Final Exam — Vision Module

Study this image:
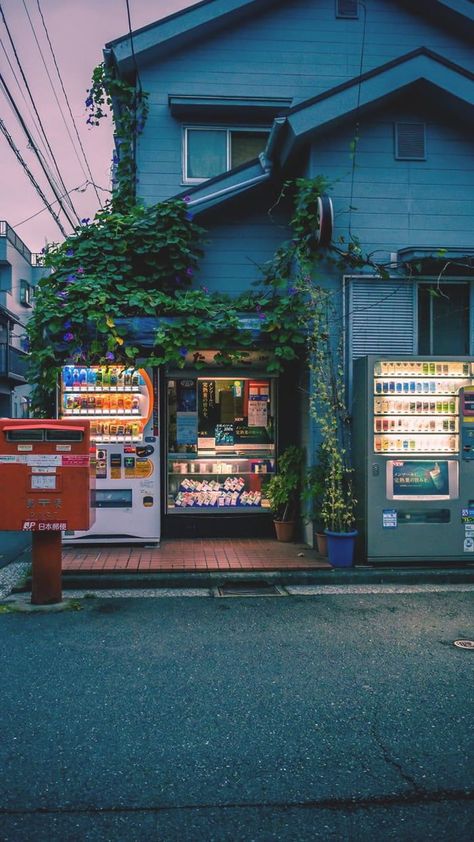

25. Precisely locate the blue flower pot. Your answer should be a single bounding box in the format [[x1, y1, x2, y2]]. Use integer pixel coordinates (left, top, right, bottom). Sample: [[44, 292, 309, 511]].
[[325, 529, 358, 568]]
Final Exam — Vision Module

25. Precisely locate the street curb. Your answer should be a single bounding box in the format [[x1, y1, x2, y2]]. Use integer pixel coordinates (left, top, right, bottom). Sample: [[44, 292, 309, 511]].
[[14, 564, 474, 593]]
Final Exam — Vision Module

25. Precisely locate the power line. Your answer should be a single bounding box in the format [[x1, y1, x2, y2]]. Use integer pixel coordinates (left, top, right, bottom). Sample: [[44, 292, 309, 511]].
[[20, 0, 89, 193], [0, 2, 80, 228], [13, 179, 112, 228], [34, 0, 104, 209], [0, 70, 76, 235], [0, 116, 67, 237]]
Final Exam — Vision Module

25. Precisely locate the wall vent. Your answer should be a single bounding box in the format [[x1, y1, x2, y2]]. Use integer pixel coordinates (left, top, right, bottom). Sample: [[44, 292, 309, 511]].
[[336, 0, 359, 18], [395, 123, 426, 160]]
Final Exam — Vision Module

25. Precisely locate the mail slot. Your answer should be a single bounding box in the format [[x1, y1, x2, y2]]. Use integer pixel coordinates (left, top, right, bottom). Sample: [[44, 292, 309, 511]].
[[0, 419, 95, 532]]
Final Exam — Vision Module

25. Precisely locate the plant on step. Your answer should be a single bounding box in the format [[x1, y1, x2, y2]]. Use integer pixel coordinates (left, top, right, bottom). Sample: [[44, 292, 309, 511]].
[[264, 445, 305, 523]]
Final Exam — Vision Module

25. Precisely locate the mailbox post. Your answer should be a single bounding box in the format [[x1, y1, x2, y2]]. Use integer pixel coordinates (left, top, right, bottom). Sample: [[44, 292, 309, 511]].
[[0, 419, 94, 604]]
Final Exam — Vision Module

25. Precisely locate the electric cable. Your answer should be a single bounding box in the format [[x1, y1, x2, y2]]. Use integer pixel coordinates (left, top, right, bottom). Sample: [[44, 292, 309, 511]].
[[0, 117, 67, 237], [21, 0, 89, 187], [0, 70, 75, 234], [0, 2, 81, 227], [34, 0, 104, 208]]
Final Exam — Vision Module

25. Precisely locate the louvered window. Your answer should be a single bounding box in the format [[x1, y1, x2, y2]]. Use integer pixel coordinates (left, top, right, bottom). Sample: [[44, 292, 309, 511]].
[[336, 0, 359, 18], [395, 123, 426, 160]]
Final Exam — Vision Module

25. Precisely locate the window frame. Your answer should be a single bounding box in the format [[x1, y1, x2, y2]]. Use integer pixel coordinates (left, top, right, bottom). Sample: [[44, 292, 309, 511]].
[[20, 279, 33, 307], [182, 125, 270, 184], [417, 279, 471, 356]]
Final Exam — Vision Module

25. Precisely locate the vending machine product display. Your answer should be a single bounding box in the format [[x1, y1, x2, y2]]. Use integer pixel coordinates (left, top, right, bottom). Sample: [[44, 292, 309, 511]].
[[59, 365, 160, 543], [353, 356, 474, 563]]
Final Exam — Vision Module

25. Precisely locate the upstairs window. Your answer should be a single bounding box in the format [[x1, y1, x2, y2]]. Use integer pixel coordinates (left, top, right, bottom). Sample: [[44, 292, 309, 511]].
[[184, 127, 269, 183], [20, 279, 33, 307], [336, 0, 359, 18], [418, 282, 470, 355]]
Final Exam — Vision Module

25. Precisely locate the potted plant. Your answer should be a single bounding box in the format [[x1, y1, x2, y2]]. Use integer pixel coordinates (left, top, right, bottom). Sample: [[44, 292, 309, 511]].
[[299, 284, 358, 567], [265, 445, 305, 542]]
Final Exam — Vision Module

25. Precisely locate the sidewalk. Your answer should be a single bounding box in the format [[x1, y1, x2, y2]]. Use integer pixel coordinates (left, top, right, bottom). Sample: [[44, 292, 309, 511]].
[[58, 538, 474, 591]]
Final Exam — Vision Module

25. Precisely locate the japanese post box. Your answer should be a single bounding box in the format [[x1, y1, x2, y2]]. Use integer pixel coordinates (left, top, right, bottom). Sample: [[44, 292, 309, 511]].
[[0, 419, 95, 532]]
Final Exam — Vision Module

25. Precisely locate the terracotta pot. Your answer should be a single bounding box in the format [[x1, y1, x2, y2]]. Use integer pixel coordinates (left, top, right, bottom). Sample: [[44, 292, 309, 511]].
[[315, 531, 327, 556], [274, 520, 295, 542]]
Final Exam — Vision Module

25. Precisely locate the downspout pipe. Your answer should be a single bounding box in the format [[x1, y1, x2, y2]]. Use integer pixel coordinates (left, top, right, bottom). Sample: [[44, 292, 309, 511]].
[[186, 115, 287, 209]]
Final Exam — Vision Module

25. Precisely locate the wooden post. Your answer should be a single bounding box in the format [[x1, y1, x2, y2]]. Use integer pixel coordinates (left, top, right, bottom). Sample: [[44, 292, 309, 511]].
[[31, 532, 62, 605]]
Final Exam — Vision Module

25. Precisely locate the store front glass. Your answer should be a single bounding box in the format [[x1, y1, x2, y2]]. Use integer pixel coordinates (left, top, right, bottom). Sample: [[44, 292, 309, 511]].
[[166, 375, 276, 514]]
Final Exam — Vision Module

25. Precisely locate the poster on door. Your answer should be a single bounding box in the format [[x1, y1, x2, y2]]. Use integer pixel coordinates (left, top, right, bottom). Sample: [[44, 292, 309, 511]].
[[248, 395, 268, 427]]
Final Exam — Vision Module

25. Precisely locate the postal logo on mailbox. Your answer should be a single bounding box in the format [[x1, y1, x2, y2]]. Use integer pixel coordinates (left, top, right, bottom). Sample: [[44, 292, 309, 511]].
[[22, 521, 67, 531]]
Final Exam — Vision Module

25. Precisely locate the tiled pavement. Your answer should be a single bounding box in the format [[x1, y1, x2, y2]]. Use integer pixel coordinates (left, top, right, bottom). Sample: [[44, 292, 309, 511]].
[[62, 539, 331, 572]]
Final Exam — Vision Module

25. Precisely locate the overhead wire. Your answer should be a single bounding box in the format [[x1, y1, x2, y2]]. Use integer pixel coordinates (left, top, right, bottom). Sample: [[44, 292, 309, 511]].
[[13, 179, 111, 228], [0, 69, 76, 234], [34, 0, 104, 209], [0, 116, 67, 237], [0, 1, 81, 228], [20, 0, 89, 186]]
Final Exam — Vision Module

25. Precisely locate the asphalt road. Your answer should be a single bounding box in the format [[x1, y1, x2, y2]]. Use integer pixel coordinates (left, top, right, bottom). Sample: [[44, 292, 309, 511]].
[[0, 532, 31, 569], [0, 590, 473, 841]]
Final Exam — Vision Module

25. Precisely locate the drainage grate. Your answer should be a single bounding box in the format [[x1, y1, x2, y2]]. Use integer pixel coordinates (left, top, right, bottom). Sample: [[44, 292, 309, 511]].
[[453, 639, 474, 650], [216, 581, 287, 598]]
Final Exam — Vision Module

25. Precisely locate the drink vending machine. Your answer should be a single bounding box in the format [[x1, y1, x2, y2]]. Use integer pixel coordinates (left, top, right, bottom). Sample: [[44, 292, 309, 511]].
[[352, 356, 474, 563], [59, 364, 160, 543]]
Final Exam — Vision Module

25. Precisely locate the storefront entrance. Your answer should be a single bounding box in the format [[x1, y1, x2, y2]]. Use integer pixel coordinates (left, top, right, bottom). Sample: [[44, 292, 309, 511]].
[[162, 369, 278, 539]]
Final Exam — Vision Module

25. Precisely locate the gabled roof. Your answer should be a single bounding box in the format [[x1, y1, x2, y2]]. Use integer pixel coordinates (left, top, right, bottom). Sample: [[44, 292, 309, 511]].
[[181, 48, 474, 213], [106, 0, 474, 75], [277, 47, 474, 164], [105, 0, 276, 76]]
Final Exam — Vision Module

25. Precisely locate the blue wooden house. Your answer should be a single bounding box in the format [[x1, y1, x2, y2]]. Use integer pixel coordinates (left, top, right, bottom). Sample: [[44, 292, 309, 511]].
[[106, 0, 474, 541]]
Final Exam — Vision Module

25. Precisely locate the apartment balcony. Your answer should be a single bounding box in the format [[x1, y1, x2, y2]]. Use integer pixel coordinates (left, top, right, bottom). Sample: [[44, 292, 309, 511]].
[[0, 343, 28, 382]]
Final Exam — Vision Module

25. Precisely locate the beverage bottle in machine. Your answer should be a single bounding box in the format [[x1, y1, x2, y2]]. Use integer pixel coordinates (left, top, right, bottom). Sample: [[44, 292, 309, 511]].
[[110, 368, 118, 388], [79, 367, 88, 388], [63, 366, 74, 388], [95, 368, 103, 389], [87, 368, 96, 388], [103, 367, 110, 388], [72, 367, 80, 388]]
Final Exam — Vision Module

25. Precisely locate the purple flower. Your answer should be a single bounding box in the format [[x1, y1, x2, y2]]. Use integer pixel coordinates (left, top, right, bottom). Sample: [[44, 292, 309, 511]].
[[77, 266, 85, 275], [183, 196, 191, 203], [65, 274, 76, 284], [57, 290, 68, 299], [63, 332, 74, 342], [85, 95, 93, 108], [185, 212, 194, 221], [66, 248, 74, 257], [258, 313, 266, 321], [255, 304, 262, 312], [81, 218, 90, 225], [185, 267, 194, 278], [105, 351, 115, 361], [288, 286, 298, 296], [201, 285, 209, 294], [179, 347, 188, 357], [64, 320, 72, 329]]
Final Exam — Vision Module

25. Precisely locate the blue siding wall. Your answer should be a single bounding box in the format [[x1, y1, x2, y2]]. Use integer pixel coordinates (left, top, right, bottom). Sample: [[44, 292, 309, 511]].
[[136, 0, 473, 203], [195, 193, 290, 295], [310, 103, 474, 263]]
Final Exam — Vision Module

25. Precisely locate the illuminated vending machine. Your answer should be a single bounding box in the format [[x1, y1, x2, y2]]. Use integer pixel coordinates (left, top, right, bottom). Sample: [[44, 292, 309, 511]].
[[352, 356, 474, 563], [59, 364, 160, 543]]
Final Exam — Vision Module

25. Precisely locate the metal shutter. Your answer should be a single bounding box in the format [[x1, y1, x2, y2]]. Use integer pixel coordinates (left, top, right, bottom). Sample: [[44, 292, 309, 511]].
[[347, 276, 416, 374]]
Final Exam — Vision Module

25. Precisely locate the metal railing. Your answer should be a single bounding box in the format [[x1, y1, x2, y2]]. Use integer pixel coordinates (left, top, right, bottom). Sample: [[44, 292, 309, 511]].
[[0, 343, 28, 380], [0, 221, 44, 266]]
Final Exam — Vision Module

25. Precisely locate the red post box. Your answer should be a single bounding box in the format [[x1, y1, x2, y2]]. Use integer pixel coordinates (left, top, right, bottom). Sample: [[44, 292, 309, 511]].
[[0, 419, 95, 604]]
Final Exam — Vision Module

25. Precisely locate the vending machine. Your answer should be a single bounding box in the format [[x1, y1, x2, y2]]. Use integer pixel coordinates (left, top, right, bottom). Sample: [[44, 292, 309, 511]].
[[352, 355, 474, 563], [59, 365, 160, 544]]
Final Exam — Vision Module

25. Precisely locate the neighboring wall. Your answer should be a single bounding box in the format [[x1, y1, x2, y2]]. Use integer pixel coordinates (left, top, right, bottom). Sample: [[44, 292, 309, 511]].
[[136, 0, 473, 203]]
